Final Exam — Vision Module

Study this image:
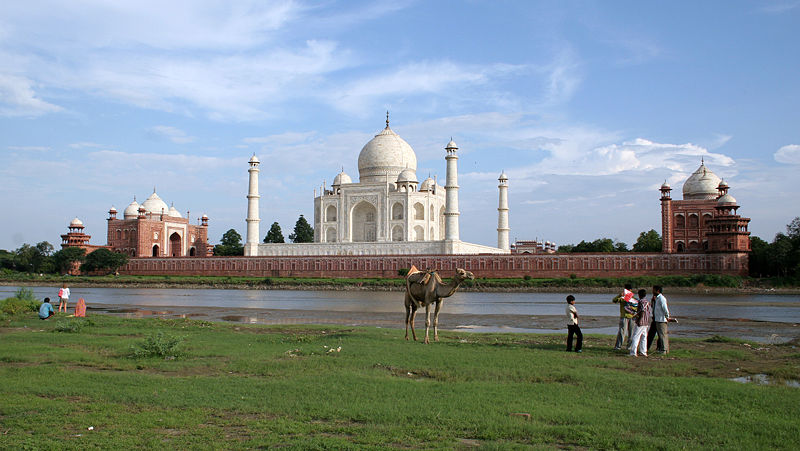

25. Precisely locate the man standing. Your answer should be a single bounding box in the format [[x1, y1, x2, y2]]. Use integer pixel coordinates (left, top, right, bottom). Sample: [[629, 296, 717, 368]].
[[652, 285, 670, 354], [613, 283, 635, 350]]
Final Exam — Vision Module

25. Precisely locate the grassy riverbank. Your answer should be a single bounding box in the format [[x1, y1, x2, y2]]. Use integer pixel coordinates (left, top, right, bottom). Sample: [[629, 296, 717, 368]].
[[2, 272, 798, 293], [2, 311, 799, 449]]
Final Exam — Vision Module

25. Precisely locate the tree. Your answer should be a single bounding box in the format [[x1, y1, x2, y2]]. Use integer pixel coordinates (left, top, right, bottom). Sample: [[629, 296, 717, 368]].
[[82, 249, 129, 274], [288, 215, 314, 243], [788, 216, 800, 239], [632, 229, 663, 252], [263, 222, 285, 243], [748, 236, 770, 277], [214, 229, 244, 256], [51, 246, 86, 274], [13, 242, 54, 273], [557, 238, 627, 253]]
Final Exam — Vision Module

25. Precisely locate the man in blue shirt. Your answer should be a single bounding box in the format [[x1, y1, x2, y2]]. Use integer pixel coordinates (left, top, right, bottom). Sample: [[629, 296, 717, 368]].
[[39, 297, 55, 320]]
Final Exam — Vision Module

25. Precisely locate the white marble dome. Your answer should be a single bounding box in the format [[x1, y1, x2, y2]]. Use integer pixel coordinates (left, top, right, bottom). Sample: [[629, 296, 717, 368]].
[[358, 124, 417, 183], [141, 191, 169, 215], [397, 168, 417, 183], [123, 200, 140, 218], [332, 170, 352, 186], [420, 177, 435, 192], [682, 163, 722, 200], [717, 193, 737, 204], [168, 205, 182, 218], [70, 217, 83, 227]]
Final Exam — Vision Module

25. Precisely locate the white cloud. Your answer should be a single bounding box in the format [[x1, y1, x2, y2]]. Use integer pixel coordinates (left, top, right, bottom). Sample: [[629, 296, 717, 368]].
[[7, 145, 51, 151], [150, 126, 196, 144], [0, 73, 62, 116], [69, 142, 105, 149], [774, 144, 800, 164]]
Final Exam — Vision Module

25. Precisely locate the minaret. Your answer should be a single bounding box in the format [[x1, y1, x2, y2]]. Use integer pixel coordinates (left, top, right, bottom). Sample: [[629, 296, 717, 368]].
[[444, 138, 460, 241], [660, 181, 673, 253], [497, 171, 509, 251], [245, 154, 261, 256]]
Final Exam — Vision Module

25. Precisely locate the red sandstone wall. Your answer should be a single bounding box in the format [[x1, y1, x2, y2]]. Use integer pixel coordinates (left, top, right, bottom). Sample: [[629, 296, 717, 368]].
[[119, 252, 749, 278]]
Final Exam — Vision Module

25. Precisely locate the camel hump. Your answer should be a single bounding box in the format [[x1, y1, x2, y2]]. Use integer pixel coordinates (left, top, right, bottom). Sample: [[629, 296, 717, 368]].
[[407, 271, 431, 285]]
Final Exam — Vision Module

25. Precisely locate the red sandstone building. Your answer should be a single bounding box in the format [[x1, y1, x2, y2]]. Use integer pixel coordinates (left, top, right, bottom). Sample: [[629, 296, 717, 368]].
[[659, 161, 750, 254], [62, 190, 211, 258]]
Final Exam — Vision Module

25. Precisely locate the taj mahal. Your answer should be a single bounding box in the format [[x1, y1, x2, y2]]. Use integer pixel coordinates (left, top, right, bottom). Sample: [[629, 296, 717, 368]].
[[244, 115, 511, 256]]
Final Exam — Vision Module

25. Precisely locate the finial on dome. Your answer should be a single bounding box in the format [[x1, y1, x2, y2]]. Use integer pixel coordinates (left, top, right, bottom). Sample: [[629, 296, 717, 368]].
[[386, 111, 390, 128]]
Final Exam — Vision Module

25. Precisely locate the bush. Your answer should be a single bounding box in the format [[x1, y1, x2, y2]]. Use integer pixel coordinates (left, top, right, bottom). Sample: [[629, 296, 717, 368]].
[[54, 318, 93, 333], [0, 288, 40, 315], [130, 332, 186, 359], [398, 268, 410, 277]]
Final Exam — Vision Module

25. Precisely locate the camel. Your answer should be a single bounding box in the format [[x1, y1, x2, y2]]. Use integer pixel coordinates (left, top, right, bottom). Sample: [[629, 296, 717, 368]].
[[404, 267, 475, 343]]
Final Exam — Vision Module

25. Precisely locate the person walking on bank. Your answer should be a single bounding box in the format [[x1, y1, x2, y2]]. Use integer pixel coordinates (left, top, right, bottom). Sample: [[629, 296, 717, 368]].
[[652, 285, 671, 354], [613, 283, 636, 350], [57, 283, 70, 313], [566, 295, 583, 353], [630, 289, 651, 357]]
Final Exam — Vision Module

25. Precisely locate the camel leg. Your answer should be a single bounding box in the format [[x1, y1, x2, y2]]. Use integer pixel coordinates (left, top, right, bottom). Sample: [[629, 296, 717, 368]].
[[424, 303, 432, 344], [409, 304, 419, 341], [433, 300, 442, 342], [404, 294, 414, 340]]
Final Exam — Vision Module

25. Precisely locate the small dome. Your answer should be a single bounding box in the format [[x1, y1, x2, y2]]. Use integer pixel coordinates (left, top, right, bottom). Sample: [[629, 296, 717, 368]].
[[249, 154, 260, 164], [142, 191, 169, 215], [201, 213, 208, 219], [70, 217, 83, 227], [332, 170, 352, 186], [661, 181, 671, 190], [420, 177, 435, 191], [499, 171, 508, 180], [718, 180, 729, 189], [682, 162, 722, 200], [717, 193, 737, 204], [446, 139, 458, 149], [397, 168, 418, 183], [123, 200, 140, 218], [357, 122, 418, 183], [168, 205, 182, 218], [109, 206, 117, 213]]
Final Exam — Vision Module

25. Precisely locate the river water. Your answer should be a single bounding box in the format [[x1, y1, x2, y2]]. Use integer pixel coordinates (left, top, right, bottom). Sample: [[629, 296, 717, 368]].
[[5, 285, 799, 341]]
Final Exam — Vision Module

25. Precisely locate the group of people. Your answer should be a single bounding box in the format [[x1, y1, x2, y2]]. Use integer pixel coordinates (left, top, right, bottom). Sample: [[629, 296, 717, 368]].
[[565, 283, 672, 356], [38, 283, 85, 320]]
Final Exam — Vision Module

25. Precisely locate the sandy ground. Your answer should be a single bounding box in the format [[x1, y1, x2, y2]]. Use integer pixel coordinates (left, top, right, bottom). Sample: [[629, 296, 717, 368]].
[[87, 303, 800, 344]]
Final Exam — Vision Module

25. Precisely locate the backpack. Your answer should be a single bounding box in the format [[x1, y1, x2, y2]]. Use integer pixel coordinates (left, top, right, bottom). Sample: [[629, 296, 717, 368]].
[[58, 288, 64, 298]]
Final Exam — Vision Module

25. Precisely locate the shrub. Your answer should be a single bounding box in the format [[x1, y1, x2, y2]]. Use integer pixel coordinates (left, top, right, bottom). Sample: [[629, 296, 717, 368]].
[[130, 332, 186, 359], [0, 288, 40, 315], [54, 318, 93, 333], [398, 268, 410, 277]]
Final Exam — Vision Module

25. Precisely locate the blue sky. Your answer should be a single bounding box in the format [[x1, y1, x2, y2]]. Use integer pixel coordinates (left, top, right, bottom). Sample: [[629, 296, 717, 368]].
[[1, 0, 798, 251]]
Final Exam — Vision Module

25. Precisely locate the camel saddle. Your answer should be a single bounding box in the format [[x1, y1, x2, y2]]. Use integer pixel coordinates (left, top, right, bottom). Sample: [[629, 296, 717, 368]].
[[407, 265, 436, 285]]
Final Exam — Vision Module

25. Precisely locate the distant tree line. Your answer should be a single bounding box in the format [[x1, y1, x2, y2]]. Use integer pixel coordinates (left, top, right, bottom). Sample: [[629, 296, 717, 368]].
[[749, 217, 800, 279], [557, 229, 662, 253], [213, 215, 314, 256], [0, 242, 128, 275]]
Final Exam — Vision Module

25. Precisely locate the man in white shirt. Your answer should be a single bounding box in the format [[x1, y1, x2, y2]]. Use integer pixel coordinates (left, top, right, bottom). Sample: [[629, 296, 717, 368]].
[[652, 285, 670, 354]]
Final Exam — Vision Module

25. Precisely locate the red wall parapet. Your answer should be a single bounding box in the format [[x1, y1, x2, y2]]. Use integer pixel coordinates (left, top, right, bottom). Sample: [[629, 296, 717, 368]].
[[120, 252, 749, 278]]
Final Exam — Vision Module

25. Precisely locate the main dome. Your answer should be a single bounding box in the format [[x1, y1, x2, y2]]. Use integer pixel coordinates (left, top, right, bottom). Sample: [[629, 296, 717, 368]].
[[141, 191, 169, 215], [357, 123, 417, 183], [682, 162, 721, 200]]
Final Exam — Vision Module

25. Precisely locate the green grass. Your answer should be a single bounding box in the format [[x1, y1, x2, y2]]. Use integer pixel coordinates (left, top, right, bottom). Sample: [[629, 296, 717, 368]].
[[1, 312, 799, 449]]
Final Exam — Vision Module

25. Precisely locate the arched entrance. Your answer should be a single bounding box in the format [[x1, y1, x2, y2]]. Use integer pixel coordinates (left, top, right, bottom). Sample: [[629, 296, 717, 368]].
[[351, 201, 377, 242], [169, 232, 181, 257], [189, 247, 196, 256], [152, 245, 159, 257]]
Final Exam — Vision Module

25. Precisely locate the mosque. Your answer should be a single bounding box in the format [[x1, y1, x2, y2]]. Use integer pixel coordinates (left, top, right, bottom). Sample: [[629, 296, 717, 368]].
[[61, 191, 211, 258], [659, 160, 750, 254], [244, 115, 511, 256]]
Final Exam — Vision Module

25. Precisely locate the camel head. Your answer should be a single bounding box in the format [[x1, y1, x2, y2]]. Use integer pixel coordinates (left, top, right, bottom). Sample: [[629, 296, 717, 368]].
[[455, 268, 475, 282]]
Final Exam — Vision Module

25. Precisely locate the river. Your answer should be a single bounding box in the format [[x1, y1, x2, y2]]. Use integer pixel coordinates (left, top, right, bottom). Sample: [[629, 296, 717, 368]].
[[5, 285, 799, 342]]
